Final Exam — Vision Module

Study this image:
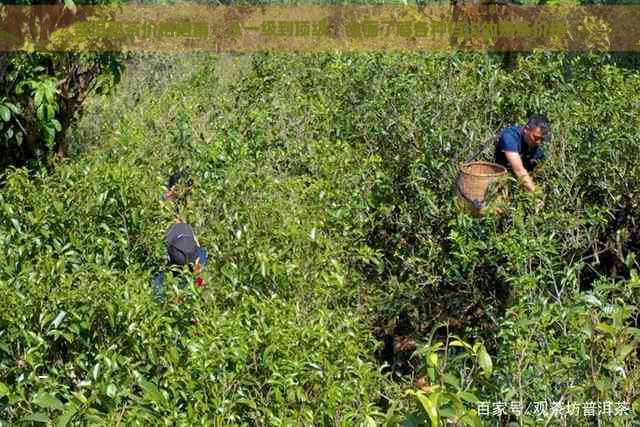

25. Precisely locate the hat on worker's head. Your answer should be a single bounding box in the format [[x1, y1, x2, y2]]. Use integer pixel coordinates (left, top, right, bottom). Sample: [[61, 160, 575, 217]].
[[165, 222, 199, 266], [162, 169, 194, 201], [167, 170, 185, 189]]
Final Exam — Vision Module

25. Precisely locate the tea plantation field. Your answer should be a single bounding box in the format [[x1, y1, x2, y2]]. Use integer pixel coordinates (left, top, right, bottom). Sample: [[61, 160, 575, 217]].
[[1, 51, 639, 425]]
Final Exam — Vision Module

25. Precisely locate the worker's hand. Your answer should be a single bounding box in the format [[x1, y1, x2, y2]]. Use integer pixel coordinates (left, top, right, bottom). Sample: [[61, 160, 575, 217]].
[[162, 185, 176, 201]]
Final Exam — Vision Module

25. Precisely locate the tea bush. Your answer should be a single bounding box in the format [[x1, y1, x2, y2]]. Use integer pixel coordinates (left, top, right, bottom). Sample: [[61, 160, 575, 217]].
[[203, 50, 640, 424], [0, 53, 394, 425], [1, 48, 639, 425]]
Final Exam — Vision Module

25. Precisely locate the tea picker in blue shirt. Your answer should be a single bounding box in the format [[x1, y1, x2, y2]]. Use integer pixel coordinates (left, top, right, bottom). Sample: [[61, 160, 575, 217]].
[[494, 114, 550, 195], [151, 220, 207, 303]]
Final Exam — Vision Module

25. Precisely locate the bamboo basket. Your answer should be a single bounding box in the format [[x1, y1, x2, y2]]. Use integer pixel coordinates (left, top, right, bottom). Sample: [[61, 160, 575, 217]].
[[455, 161, 507, 215]]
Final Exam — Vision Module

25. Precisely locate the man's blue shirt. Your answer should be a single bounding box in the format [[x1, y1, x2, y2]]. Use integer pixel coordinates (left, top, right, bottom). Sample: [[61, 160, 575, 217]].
[[494, 125, 545, 172]]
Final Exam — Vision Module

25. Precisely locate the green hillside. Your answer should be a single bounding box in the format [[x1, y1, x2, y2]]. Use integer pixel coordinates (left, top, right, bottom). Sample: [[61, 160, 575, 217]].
[[1, 50, 639, 425]]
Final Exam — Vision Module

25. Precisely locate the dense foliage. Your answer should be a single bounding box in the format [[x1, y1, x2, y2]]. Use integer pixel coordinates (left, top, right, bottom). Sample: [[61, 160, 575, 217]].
[[1, 48, 639, 424], [214, 50, 640, 424], [0, 1, 124, 169]]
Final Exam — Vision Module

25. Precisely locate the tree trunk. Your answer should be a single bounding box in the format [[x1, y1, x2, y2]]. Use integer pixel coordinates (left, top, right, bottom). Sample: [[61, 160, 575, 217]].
[[0, 53, 8, 83]]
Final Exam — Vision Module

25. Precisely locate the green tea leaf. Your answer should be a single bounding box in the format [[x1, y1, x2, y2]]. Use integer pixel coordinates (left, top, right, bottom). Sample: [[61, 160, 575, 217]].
[[21, 412, 50, 423], [595, 322, 616, 335], [460, 409, 483, 427], [0, 105, 10, 122], [427, 352, 438, 368], [459, 392, 480, 405], [51, 311, 66, 329], [106, 384, 117, 398], [617, 343, 636, 361], [55, 406, 77, 427], [33, 392, 64, 411], [34, 90, 43, 107], [364, 415, 376, 427], [414, 391, 439, 427], [5, 102, 20, 114], [140, 379, 165, 404], [477, 343, 493, 379]]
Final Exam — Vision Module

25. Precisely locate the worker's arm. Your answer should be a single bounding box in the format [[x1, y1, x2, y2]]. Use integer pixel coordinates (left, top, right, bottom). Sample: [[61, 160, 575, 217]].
[[503, 151, 536, 192]]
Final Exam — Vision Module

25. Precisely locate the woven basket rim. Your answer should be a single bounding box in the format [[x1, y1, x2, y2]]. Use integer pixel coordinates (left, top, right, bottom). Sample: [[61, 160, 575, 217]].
[[459, 161, 507, 178]]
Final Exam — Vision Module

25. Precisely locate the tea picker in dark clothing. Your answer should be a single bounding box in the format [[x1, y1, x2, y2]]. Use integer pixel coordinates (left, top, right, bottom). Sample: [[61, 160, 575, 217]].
[[166, 221, 206, 267], [495, 115, 550, 193], [152, 221, 208, 303], [162, 169, 193, 202]]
